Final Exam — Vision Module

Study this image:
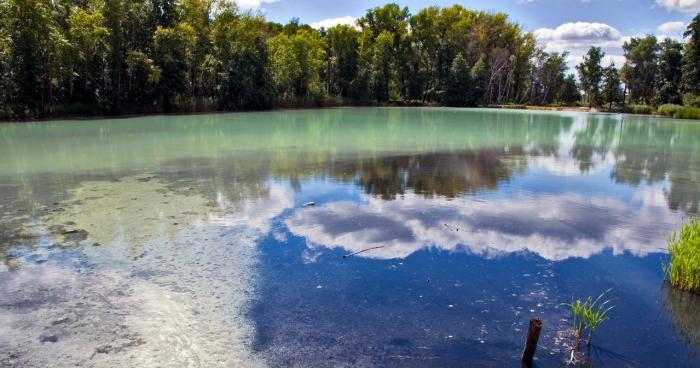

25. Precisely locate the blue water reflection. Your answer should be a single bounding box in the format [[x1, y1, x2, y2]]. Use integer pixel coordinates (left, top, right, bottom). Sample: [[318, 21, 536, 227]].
[[2, 108, 700, 367]]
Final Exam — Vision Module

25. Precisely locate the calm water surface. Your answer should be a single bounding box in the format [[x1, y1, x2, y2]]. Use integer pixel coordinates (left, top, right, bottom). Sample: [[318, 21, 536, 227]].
[[1, 107, 700, 367]]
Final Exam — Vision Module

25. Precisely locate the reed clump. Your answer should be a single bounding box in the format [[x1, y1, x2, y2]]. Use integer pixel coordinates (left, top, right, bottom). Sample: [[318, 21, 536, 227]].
[[665, 218, 700, 292], [567, 289, 614, 347], [657, 104, 700, 120]]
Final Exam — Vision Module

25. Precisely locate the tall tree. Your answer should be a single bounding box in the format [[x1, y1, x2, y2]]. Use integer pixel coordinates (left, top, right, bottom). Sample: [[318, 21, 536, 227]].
[[622, 35, 659, 105], [180, 0, 214, 99], [682, 14, 700, 104], [560, 74, 580, 105], [601, 63, 622, 109], [103, 0, 124, 112], [526, 50, 568, 105], [353, 28, 374, 101], [358, 3, 410, 101], [211, 6, 273, 109], [327, 25, 359, 98], [153, 24, 194, 110], [151, 0, 178, 28], [65, 7, 110, 105], [5, 0, 60, 117], [444, 53, 471, 106], [372, 31, 394, 102], [656, 38, 684, 105], [577, 47, 604, 107]]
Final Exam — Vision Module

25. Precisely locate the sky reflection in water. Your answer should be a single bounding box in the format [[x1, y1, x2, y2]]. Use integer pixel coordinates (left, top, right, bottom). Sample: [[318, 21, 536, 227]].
[[1, 108, 700, 367]]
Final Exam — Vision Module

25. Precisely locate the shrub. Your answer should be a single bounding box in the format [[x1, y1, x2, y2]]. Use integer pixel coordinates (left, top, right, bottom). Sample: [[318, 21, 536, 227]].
[[658, 104, 683, 117], [673, 107, 700, 120], [684, 93, 700, 108], [665, 218, 700, 292], [622, 104, 653, 115]]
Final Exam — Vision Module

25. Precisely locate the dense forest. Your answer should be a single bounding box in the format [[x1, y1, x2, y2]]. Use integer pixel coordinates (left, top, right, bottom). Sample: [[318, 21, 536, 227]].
[[0, 0, 699, 119]]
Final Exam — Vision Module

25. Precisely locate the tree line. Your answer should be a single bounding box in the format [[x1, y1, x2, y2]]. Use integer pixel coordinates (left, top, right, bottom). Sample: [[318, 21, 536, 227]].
[[0, 1, 698, 119], [577, 16, 700, 110]]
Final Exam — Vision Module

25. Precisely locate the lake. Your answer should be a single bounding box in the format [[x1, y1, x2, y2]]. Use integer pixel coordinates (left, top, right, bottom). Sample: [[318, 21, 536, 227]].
[[1, 107, 699, 367]]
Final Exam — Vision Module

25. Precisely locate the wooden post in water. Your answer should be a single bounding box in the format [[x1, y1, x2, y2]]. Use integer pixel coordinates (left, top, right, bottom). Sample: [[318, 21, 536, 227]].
[[521, 317, 542, 368]]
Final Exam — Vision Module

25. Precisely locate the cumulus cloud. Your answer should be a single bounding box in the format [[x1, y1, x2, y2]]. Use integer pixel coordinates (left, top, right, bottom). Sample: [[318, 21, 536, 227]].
[[286, 189, 680, 261], [658, 21, 687, 33], [235, 0, 279, 9], [534, 22, 623, 50], [656, 0, 700, 12], [534, 22, 626, 71], [310, 16, 358, 30]]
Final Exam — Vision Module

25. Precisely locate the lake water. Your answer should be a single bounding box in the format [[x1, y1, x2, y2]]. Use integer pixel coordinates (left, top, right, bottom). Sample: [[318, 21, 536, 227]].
[[1, 107, 700, 367]]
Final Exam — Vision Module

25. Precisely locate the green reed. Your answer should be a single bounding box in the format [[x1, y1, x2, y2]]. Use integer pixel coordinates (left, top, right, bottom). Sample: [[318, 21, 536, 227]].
[[567, 289, 615, 347], [665, 218, 700, 292]]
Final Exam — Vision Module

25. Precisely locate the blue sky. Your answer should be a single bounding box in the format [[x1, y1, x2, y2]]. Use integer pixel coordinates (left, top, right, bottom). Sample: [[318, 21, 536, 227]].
[[239, 0, 700, 69]]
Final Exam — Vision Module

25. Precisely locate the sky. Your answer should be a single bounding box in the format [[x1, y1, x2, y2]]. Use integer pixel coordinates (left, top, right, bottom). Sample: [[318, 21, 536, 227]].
[[237, 0, 700, 71]]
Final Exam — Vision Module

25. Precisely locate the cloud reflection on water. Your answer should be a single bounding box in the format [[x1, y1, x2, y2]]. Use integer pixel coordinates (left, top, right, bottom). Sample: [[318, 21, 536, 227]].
[[286, 187, 681, 261]]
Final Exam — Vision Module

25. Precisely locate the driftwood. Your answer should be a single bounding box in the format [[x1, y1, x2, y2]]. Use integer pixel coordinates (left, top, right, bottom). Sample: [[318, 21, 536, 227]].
[[342, 246, 385, 259]]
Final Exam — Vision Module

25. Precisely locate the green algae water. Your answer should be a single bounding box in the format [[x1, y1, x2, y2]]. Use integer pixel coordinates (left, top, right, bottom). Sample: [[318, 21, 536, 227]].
[[2, 107, 700, 367]]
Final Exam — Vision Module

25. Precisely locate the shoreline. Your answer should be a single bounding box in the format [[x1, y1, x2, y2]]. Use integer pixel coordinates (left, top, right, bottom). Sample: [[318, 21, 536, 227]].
[[0, 103, 688, 124]]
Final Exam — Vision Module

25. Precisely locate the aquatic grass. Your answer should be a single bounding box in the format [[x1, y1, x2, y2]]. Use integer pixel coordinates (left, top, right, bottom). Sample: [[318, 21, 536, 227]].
[[566, 289, 615, 348], [567, 298, 587, 342], [665, 218, 700, 292], [655, 104, 700, 120], [582, 290, 614, 347]]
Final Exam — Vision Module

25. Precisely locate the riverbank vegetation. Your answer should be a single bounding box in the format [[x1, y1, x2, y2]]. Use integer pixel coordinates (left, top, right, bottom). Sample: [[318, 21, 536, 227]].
[[665, 218, 700, 293], [0, 1, 699, 120]]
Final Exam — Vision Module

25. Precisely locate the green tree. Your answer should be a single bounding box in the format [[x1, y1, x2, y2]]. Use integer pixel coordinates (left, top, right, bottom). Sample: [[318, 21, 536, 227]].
[[358, 3, 410, 100], [353, 28, 374, 101], [103, 0, 125, 112], [125, 50, 160, 104], [560, 74, 580, 105], [682, 14, 700, 104], [577, 47, 604, 107], [601, 63, 622, 109], [622, 35, 659, 105], [211, 5, 273, 109], [656, 38, 684, 105], [444, 53, 471, 106], [153, 25, 193, 109], [5, 0, 61, 117], [151, 0, 178, 28], [372, 31, 394, 102], [327, 25, 359, 98], [65, 7, 110, 105], [526, 51, 568, 105], [180, 0, 214, 99], [268, 28, 324, 101], [469, 57, 487, 106]]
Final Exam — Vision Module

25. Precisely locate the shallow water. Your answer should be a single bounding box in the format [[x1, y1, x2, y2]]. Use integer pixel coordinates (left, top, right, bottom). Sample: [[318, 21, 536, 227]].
[[1, 107, 700, 367]]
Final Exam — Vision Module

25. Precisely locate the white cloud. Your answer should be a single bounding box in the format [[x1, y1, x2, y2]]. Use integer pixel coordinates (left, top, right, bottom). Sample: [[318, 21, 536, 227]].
[[286, 188, 681, 261], [534, 22, 622, 50], [310, 16, 358, 30], [534, 22, 627, 71], [658, 21, 687, 33], [235, 0, 279, 9], [656, 0, 700, 12]]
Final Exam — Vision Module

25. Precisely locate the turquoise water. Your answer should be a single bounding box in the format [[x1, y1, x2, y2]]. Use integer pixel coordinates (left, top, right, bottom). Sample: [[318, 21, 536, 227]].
[[1, 107, 700, 367]]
